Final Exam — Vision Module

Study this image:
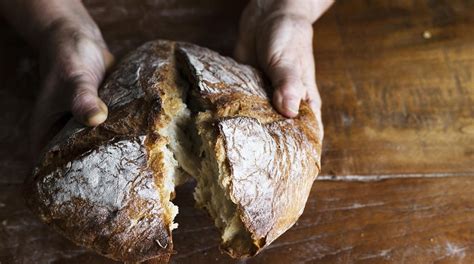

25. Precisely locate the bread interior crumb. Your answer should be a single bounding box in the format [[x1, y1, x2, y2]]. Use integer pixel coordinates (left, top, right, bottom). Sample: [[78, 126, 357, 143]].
[[148, 48, 257, 256]]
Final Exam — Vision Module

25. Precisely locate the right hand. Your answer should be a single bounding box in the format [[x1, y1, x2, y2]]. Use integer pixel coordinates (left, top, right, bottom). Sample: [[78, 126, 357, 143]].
[[32, 17, 114, 152], [234, 0, 333, 122]]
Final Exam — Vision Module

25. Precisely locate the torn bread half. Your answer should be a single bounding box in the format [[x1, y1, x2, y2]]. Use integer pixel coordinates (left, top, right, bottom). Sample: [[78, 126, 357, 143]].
[[176, 43, 323, 257], [27, 40, 323, 262], [27, 41, 188, 263]]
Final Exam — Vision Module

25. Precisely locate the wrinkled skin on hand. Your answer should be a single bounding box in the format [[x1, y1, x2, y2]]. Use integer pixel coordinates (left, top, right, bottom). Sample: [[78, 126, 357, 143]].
[[235, 0, 333, 119], [1, 0, 332, 154], [32, 18, 113, 152], [0, 0, 115, 154], [0, 0, 113, 153]]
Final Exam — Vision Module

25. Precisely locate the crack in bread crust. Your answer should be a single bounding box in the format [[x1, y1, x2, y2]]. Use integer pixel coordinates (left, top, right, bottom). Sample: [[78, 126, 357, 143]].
[[176, 42, 323, 258], [29, 41, 181, 263], [28, 40, 323, 262]]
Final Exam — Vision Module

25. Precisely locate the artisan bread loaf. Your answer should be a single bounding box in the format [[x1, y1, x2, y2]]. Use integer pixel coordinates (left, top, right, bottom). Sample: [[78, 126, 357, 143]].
[[177, 43, 323, 257], [27, 40, 323, 262]]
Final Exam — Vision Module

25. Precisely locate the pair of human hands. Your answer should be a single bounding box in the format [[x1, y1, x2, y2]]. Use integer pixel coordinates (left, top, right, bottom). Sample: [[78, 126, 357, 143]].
[[0, 0, 333, 151]]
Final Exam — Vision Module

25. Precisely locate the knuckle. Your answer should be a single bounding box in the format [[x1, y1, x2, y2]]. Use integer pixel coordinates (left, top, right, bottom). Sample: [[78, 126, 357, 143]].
[[45, 58, 99, 92], [276, 87, 302, 100], [266, 51, 302, 76], [275, 76, 305, 96], [267, 52, 293, 71], [71, 88, 94, 106], [64, 69, 99, 88], [70, 95, 96, 118], [304, 82, 318, 94], [46, 44, 104, 90], [58, 72, 100, 108], [70, 83, 98, 112]]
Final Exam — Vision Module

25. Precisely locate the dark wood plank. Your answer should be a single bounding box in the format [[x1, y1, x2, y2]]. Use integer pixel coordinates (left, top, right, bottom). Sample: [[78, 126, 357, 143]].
[[0, 184, 116, 263], [171, 177, 474, 263], [2, 177, 474, 263], [316, 0, 474, 177], [0, 0, 249, 184], [83, 0, 248, 57], [1, 0, 473, 182], [1, 0, 474, 263]]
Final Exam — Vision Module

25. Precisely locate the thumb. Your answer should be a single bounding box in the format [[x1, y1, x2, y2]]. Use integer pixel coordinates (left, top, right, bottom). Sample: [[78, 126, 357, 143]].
[[69, 45, 113, 127], [266, 58, 306, 118], [70, 79, 108, 127], [102, 48, 115, 73]]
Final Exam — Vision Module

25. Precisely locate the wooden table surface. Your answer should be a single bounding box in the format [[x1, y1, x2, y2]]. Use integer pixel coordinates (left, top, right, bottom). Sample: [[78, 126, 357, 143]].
[[1, 0, 473, 263]]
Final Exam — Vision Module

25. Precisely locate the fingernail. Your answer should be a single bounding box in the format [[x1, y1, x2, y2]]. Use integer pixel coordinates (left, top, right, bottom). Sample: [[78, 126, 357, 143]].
[[87, 111, 107, 126], [86, 100, 108, 126], [98, 100, 108, 113], [102, 49, 116, 72], [284, 98, 300, 115]]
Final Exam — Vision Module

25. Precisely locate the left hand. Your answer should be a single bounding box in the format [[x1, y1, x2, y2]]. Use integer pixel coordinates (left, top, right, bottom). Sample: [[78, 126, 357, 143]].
[[234, 0, 333, 118]]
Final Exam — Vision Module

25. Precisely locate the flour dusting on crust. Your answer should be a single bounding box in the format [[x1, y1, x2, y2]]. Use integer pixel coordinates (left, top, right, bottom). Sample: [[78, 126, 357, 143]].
[[40, 137, 152, 210]]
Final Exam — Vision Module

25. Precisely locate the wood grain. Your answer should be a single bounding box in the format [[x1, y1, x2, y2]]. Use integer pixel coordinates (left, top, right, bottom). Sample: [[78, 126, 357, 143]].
[[0, 0, 473, 263], [170, 177, 474, 263], [316, 0, 474, 177], [2, 177, 474, 263], [83, 0, 247, 57]]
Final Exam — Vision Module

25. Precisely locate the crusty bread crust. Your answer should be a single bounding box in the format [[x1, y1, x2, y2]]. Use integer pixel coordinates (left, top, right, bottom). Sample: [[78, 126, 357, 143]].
[[177, 43, 322, 257], [27, 40, 323, 262], [27, 41, 180, 263]]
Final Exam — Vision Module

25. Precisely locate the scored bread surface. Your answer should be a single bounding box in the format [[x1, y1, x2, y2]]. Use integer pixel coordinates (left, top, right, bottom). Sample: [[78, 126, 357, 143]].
[[28, 40, 323, 262], [177, 43, 322, 257], [28, 41, 182, 263]]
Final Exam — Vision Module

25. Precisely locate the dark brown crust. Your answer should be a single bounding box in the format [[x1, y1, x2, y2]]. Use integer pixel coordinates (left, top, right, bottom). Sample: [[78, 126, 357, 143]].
[[28, 40, 323, 262], [177, 43, 323, 257], [27, 41, 178, 263]]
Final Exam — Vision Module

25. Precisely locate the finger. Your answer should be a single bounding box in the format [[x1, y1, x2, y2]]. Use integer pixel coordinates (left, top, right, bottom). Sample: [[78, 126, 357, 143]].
[[69, 76, 108, 127], [307, 90, 322, 117], [267, 57, 306, 118], [298, 40, 324, 137], [70, 38, 110, 127], [304, 71, 324, 139], [256, 14, 311, 117], [300, 45, 321, 114], [102, 48, 115, 72]]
